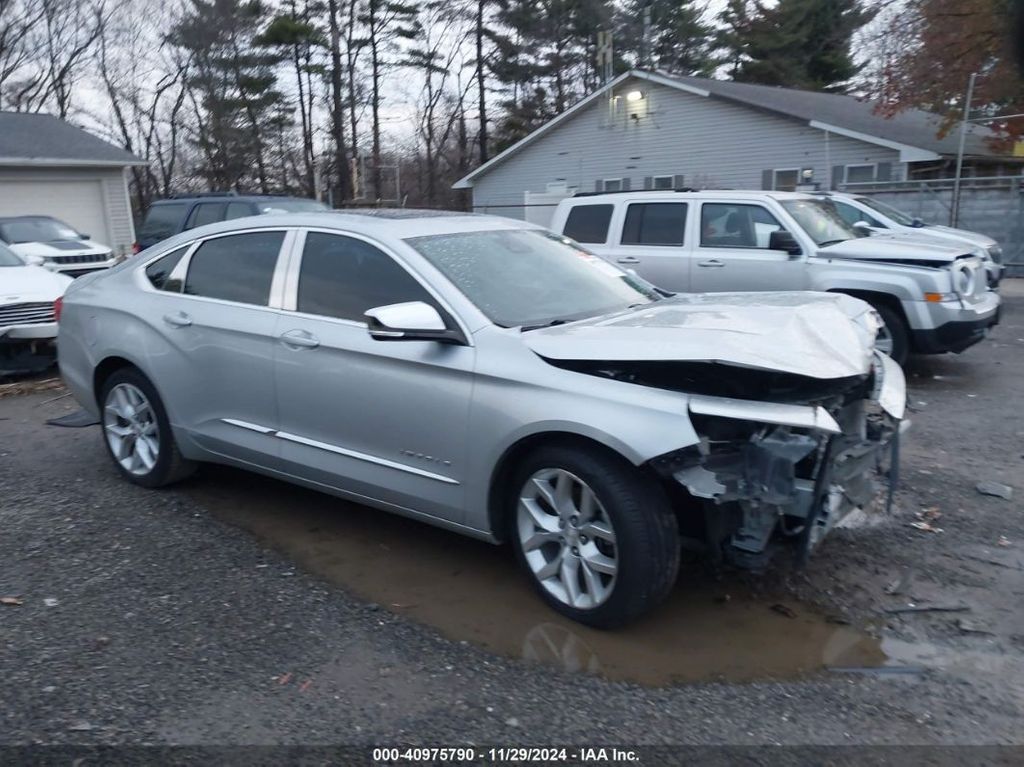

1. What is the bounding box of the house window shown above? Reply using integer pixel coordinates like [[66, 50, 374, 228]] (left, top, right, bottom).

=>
[[845, 164, 877, 184], [652, 175, 674, 190], [772, 168, 800, 191], [601, 178, 624, 192]]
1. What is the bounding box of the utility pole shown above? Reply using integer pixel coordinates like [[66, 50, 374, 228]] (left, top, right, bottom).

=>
[[951, 72, 977, 227]]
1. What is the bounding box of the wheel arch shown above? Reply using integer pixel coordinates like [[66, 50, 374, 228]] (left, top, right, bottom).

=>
[[486, 430, 644, 544], [93, 355, 144, 409], [826, 288, 909, 326]]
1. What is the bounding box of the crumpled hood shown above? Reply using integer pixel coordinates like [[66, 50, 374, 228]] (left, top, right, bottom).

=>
[[920, 224, 996, 249], [819, 237, 967, 264], [0, 265, 73, 308], [523, 292, 881, 380], [8, 240, 112, 258]]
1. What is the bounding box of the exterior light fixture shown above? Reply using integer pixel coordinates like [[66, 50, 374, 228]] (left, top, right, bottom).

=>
[[625, 90, 645, 102]]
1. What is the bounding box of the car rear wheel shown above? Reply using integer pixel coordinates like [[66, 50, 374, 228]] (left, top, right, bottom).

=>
[[100, 368, 195, 488], [510, 444, 680, 628], [871, 303, 909, 366]]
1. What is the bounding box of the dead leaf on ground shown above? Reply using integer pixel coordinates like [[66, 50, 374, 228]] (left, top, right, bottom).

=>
[[997, 536, 1012, 547], [1, 596, 24, 606]]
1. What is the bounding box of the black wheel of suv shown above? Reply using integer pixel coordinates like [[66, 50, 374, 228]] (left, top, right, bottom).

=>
[[871, 303, 910, 366], [100, 368, 196, 488], [509, 443, 680, 628]]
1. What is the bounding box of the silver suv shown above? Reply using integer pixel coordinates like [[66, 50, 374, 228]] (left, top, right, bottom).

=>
[[551, 191, 1001, 364], [58, 210, 905, 627]]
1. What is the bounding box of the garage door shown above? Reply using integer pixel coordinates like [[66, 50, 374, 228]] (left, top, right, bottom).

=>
[[0, 179, 110, 243]]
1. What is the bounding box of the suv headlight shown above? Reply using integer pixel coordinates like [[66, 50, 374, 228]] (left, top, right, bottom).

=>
[[952, 261, 977, 297]]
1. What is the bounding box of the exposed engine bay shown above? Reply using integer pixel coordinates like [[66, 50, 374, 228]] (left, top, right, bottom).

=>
[[560, 353, 904, 567]]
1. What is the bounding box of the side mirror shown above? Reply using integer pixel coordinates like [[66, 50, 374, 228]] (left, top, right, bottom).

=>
[[768, 229, 802, 256], [852, 220, 874, 235], [24, 254, 46, 267], [365, 301, 466, 345], [910, 217, 924, 228], [79, 232, 91, 240]]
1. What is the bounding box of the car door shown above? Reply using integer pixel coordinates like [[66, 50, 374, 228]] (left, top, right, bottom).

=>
[[273, 229, 474, 523], [690, 202, 807, 292], [607, 201, 691, 292], [139, 229, 292, 465]]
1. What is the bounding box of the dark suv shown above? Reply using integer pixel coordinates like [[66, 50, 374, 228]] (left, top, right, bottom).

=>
[[135, 193, 329, 252]]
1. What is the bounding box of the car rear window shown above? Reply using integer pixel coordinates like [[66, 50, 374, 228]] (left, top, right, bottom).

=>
[[145, 245, 190, 291], [184, 231, 284, 306], [562, 204, 613, 244], [139, 203, 187, 240], [186, 203, 227, 229], [621, 203, 688, 246]]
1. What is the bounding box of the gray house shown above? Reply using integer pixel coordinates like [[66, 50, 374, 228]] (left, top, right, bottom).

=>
[[454, 70, 1019, 226], [0, 112, 144, 253]]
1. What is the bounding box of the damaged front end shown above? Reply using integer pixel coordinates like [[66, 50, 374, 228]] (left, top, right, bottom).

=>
[[651, 352, 906, 568]]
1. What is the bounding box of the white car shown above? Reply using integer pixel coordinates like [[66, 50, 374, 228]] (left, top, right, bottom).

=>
[[0, 215, 118, 277], [821, 192, 1003, 285], [0, 242, 72, 375]]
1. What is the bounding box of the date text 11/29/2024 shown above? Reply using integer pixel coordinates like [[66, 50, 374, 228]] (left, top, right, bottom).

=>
[[373, 746, 641, 763]]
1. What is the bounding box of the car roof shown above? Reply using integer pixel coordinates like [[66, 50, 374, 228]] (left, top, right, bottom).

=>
[[0, 215, 61, 223], [145, 209, 542, 252], [562, 190, 817, 203], [149, 194, 315, 205]]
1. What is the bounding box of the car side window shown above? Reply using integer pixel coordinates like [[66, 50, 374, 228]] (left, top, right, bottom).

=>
[[701, 204, 783, 249], [139, 203, 187, 241], [144, 245, 190, 292], [296, 232, 437, 323], [562, 204, 613, 244], [834, 201, 883, 228], [185, 203, 227, 230], [224, 202, 254, 221], [621, 203, 688, 246], [183, 231, 284, 305]]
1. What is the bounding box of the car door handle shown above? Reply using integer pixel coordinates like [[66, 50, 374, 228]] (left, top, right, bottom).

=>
[[616, 256, 640, 265], [279, 329, 320, 350], [697, 259, 725, 268], [162, 312, 192, 328]]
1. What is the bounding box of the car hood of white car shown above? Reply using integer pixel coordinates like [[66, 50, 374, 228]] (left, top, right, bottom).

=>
[[819, 236, 969, 264], [0, 265, 73, 307], [523, 292, 881, 380], [8, 240, 112, 258]]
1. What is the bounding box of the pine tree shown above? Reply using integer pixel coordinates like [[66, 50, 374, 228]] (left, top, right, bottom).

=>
[[619, 0, 715, 75], [731, 0, 874, 92]]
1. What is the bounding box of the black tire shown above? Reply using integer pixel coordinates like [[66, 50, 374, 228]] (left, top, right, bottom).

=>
[[871, 302, 910, 366], [99, 367, 196, 488], [508, 443, 680, 628]]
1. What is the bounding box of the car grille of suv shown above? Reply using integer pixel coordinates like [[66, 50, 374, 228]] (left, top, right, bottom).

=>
[[50, 253, 107, 264], [0, 302, 55, 326]]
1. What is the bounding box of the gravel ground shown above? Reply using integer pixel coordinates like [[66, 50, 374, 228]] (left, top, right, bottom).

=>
[[2, 282, 1023, 750]]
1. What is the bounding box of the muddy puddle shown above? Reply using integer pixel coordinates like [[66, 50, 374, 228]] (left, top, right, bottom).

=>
[[191, 466, 895, 686]]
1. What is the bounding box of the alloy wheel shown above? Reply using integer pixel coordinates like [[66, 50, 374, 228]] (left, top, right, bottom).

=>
[[875, 322, 894, 356], [103, 383, 160, 476], [517, 468, 618, 610]]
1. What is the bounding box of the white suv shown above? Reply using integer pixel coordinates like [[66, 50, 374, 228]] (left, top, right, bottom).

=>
[[550, 190, 1001, 365]]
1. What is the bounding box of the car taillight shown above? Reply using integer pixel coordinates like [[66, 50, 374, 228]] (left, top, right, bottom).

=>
[[131, 242, 141, 254], [54, 296, 63, 322]]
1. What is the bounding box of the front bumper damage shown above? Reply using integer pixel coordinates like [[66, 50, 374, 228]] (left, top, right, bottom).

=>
[[661, 353, 906, 567]]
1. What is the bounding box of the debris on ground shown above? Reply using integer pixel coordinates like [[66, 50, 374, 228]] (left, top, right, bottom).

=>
[[976, 481, 1014, 500], [884, 569, 914, 596], [770, 603, 797, 619], [997, 536, 1012, 547], [0, 378, 64, 399], [67, 722, 94, 732], [884, 604, 971, 615], [910, 521, 943, 533], [1, 596, 23, 606], [957, 618, 995, 636], [42, 597, 59, 607]]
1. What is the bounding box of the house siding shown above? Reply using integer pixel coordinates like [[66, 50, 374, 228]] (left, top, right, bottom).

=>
[[469, 80, 904, 220]]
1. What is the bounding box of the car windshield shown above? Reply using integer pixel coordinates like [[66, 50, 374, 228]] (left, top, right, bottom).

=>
[[0, 242, 24, 266], [406, 229, 661, 328], [854, 196, 919, 227], [257, 200, 328, 213], [0, 218, 80, 243], [780, 199, 859, 247]]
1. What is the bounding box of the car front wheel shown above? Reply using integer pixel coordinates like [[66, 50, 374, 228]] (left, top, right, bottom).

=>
[[100, 368, 195, 488], [510, 444, 680, 628]]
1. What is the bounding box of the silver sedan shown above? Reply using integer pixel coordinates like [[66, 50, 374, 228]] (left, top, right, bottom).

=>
[[58, 210, 905, 627]]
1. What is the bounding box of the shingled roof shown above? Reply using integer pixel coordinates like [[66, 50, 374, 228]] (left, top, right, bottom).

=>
[[0, 112, 144, 166]]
